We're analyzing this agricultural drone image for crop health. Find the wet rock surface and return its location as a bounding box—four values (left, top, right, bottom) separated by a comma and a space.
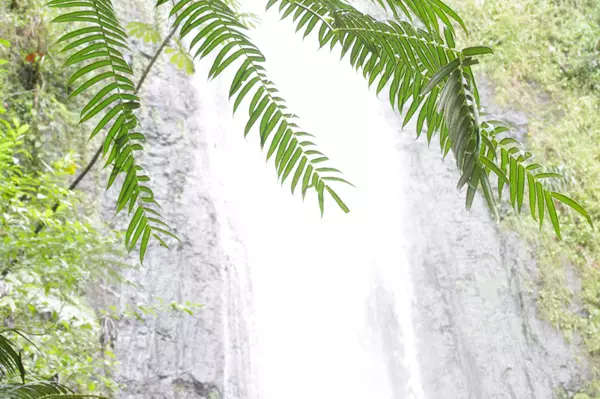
359, 3, 590, 396
86, 3, 254, 399
394, 96, 589, 398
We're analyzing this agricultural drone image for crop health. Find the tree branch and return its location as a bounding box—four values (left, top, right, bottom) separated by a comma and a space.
135, 28, 176, 93
32, 27, 177, 235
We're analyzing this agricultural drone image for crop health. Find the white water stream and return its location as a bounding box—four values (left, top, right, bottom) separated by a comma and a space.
91, 2, 589, 398
195, 4, 425, 399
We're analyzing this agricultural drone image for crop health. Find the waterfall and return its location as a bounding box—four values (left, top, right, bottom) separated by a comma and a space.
201, 5, 424, 399
106, 1, 590, 398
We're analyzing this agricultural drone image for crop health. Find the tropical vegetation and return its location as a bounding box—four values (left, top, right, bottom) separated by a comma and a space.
0, 0, 595, 397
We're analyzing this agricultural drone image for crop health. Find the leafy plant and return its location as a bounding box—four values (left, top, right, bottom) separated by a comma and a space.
0, 112, 202, 397
46, 0, 178, 263
165, 39, 195, 75
0, 331, 107, 399
99, 298, 203, 327
0, 109, 125, 392
44, 0, 592, 261
270, 0, 593, 232
126, 22, 161, 45
0, 38, 8, 72
0, 115, 115, 397
125, 22, 195, 75
172, 0, 352, 213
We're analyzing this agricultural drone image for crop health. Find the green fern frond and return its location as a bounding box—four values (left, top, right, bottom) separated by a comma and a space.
167, 0, 351, 215
0, 332, 108, 398
269, 0, 467, 201
268, 0, 460, 119
423, 58, 485, 213
269, 0, 465, 162
478, 119, 592, 237
0, 333, 25, 383
44, 0, 590, 238
269, 0, 592, 236
46, 0, 177, 262
0, 382, 70, 399
0, 382, 106, 399
368, 0, 467, 35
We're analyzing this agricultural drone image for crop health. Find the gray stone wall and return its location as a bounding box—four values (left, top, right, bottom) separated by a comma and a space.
86, 3, 255, 398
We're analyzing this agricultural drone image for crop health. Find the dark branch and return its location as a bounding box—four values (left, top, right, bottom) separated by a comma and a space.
31, 27, 177, 236
135, 28, 176, 93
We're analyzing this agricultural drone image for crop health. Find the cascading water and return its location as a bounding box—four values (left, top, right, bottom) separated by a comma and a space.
107, 1, 590, 398
203, 3, 424, 398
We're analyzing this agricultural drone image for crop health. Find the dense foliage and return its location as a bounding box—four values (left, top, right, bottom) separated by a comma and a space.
0, 4, 128, 393
0, 2, 122, 395
0, 113, 124, 394
0, 3, 197, 397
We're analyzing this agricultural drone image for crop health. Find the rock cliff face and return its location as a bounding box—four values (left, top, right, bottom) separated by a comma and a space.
397, 124, 589, 398
88, 2, 590, 398
89, 3, 255, 399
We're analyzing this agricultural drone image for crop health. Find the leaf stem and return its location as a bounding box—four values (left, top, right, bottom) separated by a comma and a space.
290, 1, 334, 30
213, 1, 330, 192
136, 27, 176, 92
332, 27, 460, 54
32, 27, 177, 235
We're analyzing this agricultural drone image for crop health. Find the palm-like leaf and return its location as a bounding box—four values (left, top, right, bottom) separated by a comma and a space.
167, 0, 352, 215
44, 0, 591, 253
46, 0, 177, 262
0, 333, 106, 399
0, 382, 70, 399
267, 0, 592, 236
478, 120, 593, 237
0, 382, 107, 398
0, 333, 25, 383
369, 0, 468, 34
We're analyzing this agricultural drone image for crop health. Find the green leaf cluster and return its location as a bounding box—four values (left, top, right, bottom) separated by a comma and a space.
264, 0, 591, 236
169, 0, 352, 215
0, 332, 106, 398
43, 0, 592, 258
46, 0, 178, 263
165, 39, 195, 75
0, 116, 118, 396
126, 22, 161, 44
